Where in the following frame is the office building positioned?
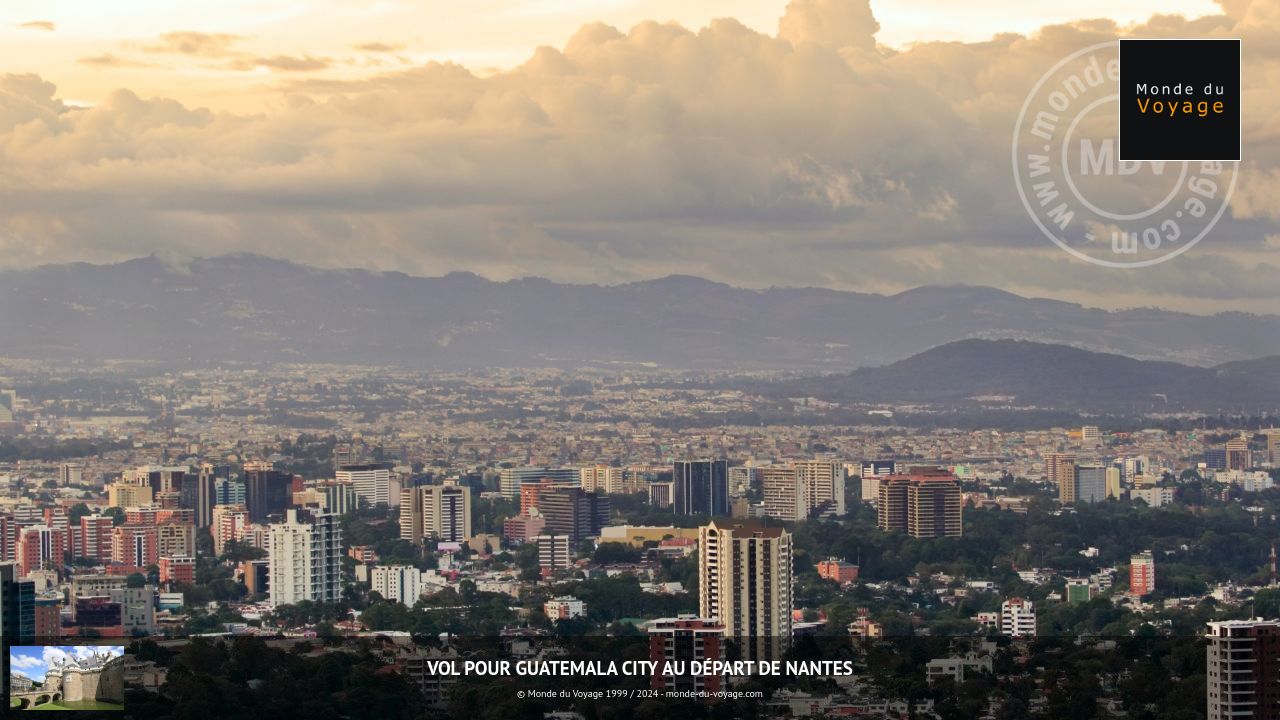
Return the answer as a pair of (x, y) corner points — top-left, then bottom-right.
(371, 565), (424, 606)
(1206, 620), (1280, 720)
(211, 504), (251, 556)
(1081, 425), (1101, 445)
(156, 522), (195, 559)
(1074, 464), (1108, 504)
(760, 461), (846, 520)
(268, 509), (343, 606)
(1226, 436), (1252, 472)
(338, 463), (395, 508)
(674, 460), (729, 516)
(648, 616), (724, 694)
(59, 463), (84, 486)
(500, 467), (580, 500)
(1130, 551), (1155, 597)
(698, 520), (793, 662)
(159, 555), (195, 585)
(244, 461), (294, 522)
(540, 487), (610, 544)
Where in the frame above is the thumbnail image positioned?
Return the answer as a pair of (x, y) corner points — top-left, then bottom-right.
(8, 646), (124, 711)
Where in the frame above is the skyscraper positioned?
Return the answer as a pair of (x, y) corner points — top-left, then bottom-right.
(1206, 620), (1280, 720)
(1226, 436), (1251, 472)
(268, 509), (343, 606)
(759, 461), (847, 520)
(195, 463), (233, 529)
(0, 563), (35, 696)
(674, 460), (729, 516)
(698, 520), (792, 662)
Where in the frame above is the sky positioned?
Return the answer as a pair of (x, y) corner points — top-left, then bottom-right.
(9, 646), (124, 683)
(1, 0), (1278, 313)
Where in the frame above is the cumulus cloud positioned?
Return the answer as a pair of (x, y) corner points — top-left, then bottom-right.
(18, 21), (55, 32)
(1, 0), (1280, 312)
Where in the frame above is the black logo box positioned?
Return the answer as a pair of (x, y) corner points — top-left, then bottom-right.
(1119, 38), (1241, 161)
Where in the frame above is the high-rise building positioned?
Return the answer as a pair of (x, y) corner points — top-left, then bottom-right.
(1000, 597), (1036, 637)
(698, 520), (792, 662)
(337, 463), (395, 508)
(1045, 453), (1077, 503)
(1206, 620), (1280, 720)
(1074, 464), (1108, 504)
(59, 463), (84, 487)
(268, 509), (343, 606)
(401, 481), (473, 544)
(1081, 425), (1101, 445)
(499, 467), (580, 500)
(129, 465), (190, 497)
(159, 555), (196, 585)
(212, 504), (252, 556)
(0, 563), (35, 694)
(17, 525), (64, 576)
(1266, 430), (1280, 465)
(760, 462), (846, 520)
(157, 522), (195, 559)
(1130, 551), (1155, 597)
(648, 481), (674, 509)
(195, 463), (233, 529)
(859, 460), (896, 504)
(244, 461), (295, 522)
(579, 465), (624, 494)
(78, 515), (115, 564)
(107, 482), (154, 508)
(674, 460), (729, 516)
(1226, 436), (1252, 472)
(295, 480), (356, 516)
(540, 487), (610, 544)
(371, 565), (424, 606)
(876, 470), (963, 538)
(647, 616), (724, 693)
(111, 524), (159, 569)
(536, 534), (572, 576)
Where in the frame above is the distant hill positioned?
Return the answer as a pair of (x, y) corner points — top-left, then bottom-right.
(1, 254), (1279, 370)
(775, 339), (1280, 413)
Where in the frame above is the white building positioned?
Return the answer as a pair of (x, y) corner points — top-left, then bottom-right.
(1000, 597), (1036, 637)
(268, 509), (343, 606)
(337, 463), (393, 509)
(543, 596), (586, 619)
(371, 565), (424, 606)
(579, 466), (624, 494)
(699, 520), (793, 661)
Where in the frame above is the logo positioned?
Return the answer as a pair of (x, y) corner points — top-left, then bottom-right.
(1012, 41), (1237, 268)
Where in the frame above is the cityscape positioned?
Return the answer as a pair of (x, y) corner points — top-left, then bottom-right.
(4, 0), (1280, 718)
(0, 357), (1278, 718)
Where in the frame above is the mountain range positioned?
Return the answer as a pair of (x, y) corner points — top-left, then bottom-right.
(2, 254), (1279, 370)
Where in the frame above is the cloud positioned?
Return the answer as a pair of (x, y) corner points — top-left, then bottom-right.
(10, 654), (43, 669)
(77, 54), (159, 69)
(226, 55), (332, 72)
(1, 1), (1280, 312)
(144, 31), (243, 58)
(354, 42), (406, 53)
(18, 21), (55, 32)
